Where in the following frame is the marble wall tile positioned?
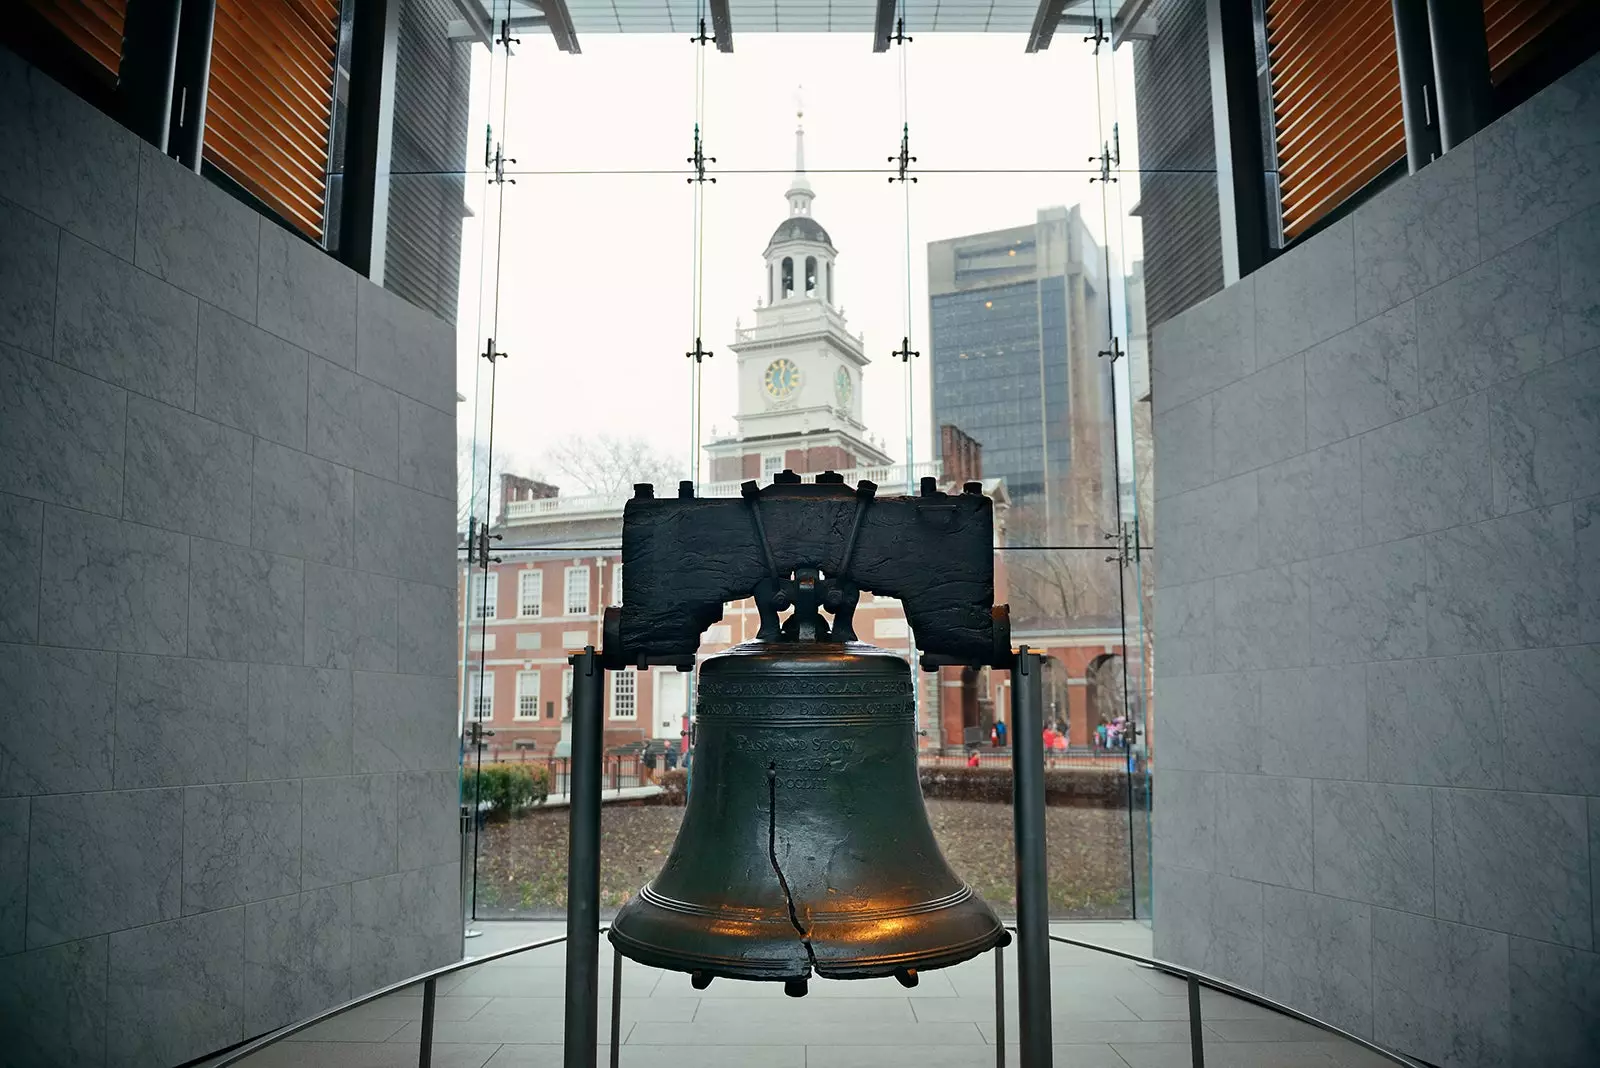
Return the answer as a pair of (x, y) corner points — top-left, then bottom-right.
(397, 395), (455, 500)
(107, 907), (245, 1068)
(1490, 352), (1600, 514)
(1205, 872), (1266, 992)
(1153, 393), (1213, 500)
(1153, 672), (1260, 774)
(1508, 938), (1600, 1068)
(1426, 504), (1579, 655)
(1303, 302), (1421, 450)
(399, 769), (461, 871)
(256, 217), (357, 366)
(1212, 354), (1306, 480)
(307, 357), (399, 480)
(1559, 204), (1600, 356)
(114, 653), (248, 789)
(1257, 439), (1361, 568)
(1306, 538), (1427, 665)
(0, 937), (108, 1067)
(304, 562), (398, 671)
(134, 144), (259, 320)
(1258, 665), (1366, 780)
(1152, 579), (1213, 678)
(39, 507), (189, 656)
(1261, 887), (1372, 1038)
(1150, 276), (1255, 414)
(1500, 645), (1600, 794)
(1434, 788), (1591, 949)
(1372, 909), (1509, 1068)
(0, 54), (139, 259)
(1416, 233), (1565, 408)
(1154, 472), (1258, 588)
(1254, 218), (1356, 368)
(196, 304), (309, 450)
(1151, 863), (1211, 969)
(1212, 564), (1311, 672)
(251, 439), (354, 566)
(1474, 51), (1600, 258)
(355, 279), (456, 413)
(353, 671), (460, 773)
(0, 492), (42, 641)
(188, 539), (305, 665)
(1153, 770), (1216, 873)
(183, 780), (302, 913)
(247, 663), (353, 781)
(1216, 774), (1312, 890)
(397, 579), (456, 679)
(244, 885), (353, 1037)
(53, 233), (199, 409)
(0, 796), (26, 955)
(0, 343), (126, 515)
(1592, 797), (1599, 954)
(1581, 496), (1600, 643)
(302, 774), (397, 890)
(1360, 392), (1492, 543)
(350, 863), (460, 994)
(1353, 141), (1479, 320)
(1367, 655), (1503, 788)
(123, 394), (253, 544)
(0, 197), (58, 355)
(353, 473), (458, 588)
(1311, 780), (1432, 913)
(27, 788), (182, 946)
(0, 644), (116, 797)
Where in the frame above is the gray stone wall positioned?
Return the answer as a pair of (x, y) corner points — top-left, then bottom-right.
(1151, 53), (1600, 1068)
(0, 49), (461, 1066)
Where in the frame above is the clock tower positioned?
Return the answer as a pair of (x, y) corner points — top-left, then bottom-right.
(705, 107), (893, 484)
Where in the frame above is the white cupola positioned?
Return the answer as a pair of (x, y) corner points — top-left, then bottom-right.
(764, 103), (838, 307)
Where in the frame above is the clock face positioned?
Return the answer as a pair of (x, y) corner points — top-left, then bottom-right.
(764, 358), (802, 398)
(834, 366), (853, 407)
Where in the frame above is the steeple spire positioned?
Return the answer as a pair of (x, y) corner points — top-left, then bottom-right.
(786, 87), (814, 217)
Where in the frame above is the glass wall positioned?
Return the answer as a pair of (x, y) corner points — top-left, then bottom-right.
(442, 5), (1182, 926)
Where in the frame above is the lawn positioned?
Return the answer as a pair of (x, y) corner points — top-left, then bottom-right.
(470, 799), (1138, 919)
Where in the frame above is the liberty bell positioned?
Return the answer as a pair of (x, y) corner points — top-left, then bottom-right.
(606, 474), (1010, 995)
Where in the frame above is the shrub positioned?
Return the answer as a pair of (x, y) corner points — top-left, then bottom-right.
(461, 763), (551, 819)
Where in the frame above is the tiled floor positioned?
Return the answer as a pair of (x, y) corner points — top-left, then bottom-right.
(228, 922), (1399, 1067)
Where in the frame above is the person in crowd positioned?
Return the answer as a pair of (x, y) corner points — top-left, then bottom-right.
(994, 718), (1007, 747)
(967, 747), (981, 768)
(664, 744), (679, 772)
(990, 722), (1000, 747)
(642, 744), (658, 784)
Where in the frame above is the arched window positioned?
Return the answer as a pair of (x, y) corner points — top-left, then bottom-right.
(826, 263), (833, 304)
(805, 256), (818, 297)
(781, 257), (794, 298)
(768, 263), (774, 305)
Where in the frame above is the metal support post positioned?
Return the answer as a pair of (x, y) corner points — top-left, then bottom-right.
(1392, 0), (1441, 172)
(1204, 0), (1274, 278)
(609, 945), (623, 1068)
(117, 0), (182, 151)
(1187, 975), (1205, 1067)
(1425, 0), (1494, 150)
(418, 977), (437, 1068)
(994, 942), (1006, 1068)
(563, 646), (605, 1068)
(168, 0), (216, 171)
(339, 0), (400, 277)
(1010, 647), (1052, 1067)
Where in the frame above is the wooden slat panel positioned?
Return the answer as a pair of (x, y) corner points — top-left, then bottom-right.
(1483, 0), (1580, 85)
(1265, 0), (1406, 239)
(203, 0), (341, 242)
(24, 0), (127, 76)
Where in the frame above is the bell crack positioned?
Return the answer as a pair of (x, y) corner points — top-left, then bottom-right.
(767, 762), (818, 972)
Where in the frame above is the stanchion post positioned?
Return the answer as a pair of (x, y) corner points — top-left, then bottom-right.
(563, 647), (605, 1068)
(994, 941), (1006, 1068)
(418, 976), (437, 1068)
(1010, 647), (1053, 1067)
(610, 945), (624, 1068)
(1187, 974), (1206, 1067)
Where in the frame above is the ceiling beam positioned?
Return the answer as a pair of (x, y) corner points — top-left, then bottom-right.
(872, 0), (897, 52)
(538, 0), (582, 53)
(1110, 0), (1158, 47)
(1025, 0), (1069, 53)
(447, 0), (494, 46)
(708, 0), (734, 52)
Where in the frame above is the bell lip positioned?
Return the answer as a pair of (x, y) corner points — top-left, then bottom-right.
(639, 883), (980, 923)
(707, 638), (907, 663)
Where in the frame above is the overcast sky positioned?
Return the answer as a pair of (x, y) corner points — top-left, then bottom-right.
(446, 32), (1143, 490)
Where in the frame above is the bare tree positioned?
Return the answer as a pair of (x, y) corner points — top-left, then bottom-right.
(1002, 485), (1121, 630)
(457, 436), (542, 531)
(544, 434), (686, 497)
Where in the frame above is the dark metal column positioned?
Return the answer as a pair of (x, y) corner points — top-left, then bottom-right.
(168, 0), (216, 171)
(1392, 0), (1441, 172)
(339, 0), (400, 278)
(1204, 0), (1274, 280)
(1426, 0), (1494, 150)
(1010, 647), (1052, 1067)
(563, 647), (605, 1068)
(118, 0), (182, 152)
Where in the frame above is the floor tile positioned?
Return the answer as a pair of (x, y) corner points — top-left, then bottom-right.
(237, 1041), (499, 1067)
(285, 1017), (409, 1043)
(625, 1020), (987, 1046)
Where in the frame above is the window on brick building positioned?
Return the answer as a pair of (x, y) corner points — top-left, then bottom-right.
(562, 667), (574, 718)
(565, 566), (590, 615)
(610, 669), (636, 719)
(611, 563), (623, 606)
(472, 572), (497, 619)
(469, 672), (494, 720)
(516, 671), (540, 719)
(518, 570), (542, 618)
(762, 453), (783, 479)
